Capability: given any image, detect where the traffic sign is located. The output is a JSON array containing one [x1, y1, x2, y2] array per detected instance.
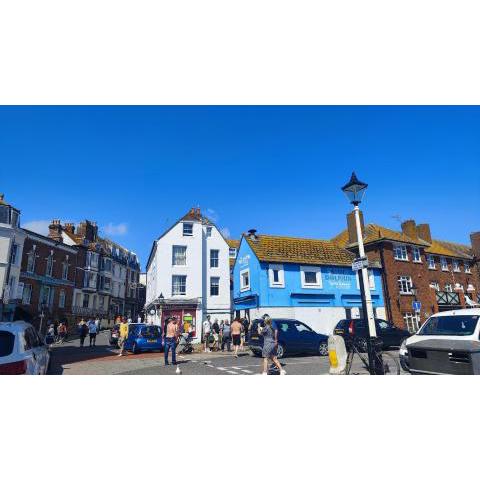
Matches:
[[352, 257, 369, 272], [412, 301, 421, 313]]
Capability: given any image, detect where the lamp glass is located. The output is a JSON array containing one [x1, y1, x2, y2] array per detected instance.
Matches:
[[341, 172, 368, 205]]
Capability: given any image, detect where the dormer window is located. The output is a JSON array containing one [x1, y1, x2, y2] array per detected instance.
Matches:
[[183, 223, 193, 236], [393, 244, 408, 261], [206, 226, 212, 238], [453, 260, 461, 272], [440, 257, 449, 271], [465, 263, 471, 274], [427, 255, 436, 270], [229, 248, 237, 259], [412, 247, 422, 263]]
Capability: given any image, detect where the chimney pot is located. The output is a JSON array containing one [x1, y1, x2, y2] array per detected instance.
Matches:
[[401, 220, 418, 240]]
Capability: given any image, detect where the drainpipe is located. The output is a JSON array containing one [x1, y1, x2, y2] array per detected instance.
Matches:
[[379, 247, 394, 324]]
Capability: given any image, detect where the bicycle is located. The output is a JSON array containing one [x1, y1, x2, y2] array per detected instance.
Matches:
[[345, 337, 400, 375]]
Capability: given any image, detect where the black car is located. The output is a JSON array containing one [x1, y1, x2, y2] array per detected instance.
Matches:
[[333, 318, 410, 351], [248, 318, 329, 358]]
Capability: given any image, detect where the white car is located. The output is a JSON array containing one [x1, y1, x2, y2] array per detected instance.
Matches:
[[0, 321, 51, 375], [400, 308, 480, 374]]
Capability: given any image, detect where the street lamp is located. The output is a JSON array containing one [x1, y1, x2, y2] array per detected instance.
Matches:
[[342, 172, 383, 374]]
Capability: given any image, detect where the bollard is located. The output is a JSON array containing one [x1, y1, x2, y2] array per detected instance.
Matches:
[[328, 335, 348, 375]]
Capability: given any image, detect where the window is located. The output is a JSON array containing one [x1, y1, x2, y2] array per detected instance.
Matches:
[[46, 254, 53, 277], [452, 260, 460, 272], [398, 275, 413, 294], [210, 249, 219, 268], [429, 281, 439, 291], [394, 244, 408, 261], [10, 243, 18, 265], [465, 263, 471, 274], [269, 264, 285, 288], [300, 266, 322, 289], [172, 246, 187, 266], [82, 294, 90, 308], [27, 249, 36, 273], [183, 223, 193, 236], [62, 261, 69, 280], [440, 257, 449, 271], [240, 268, 250, 292], [403, 312, 420, 334], [229, 248, 237, 259], [172, 275, 187, 296], [444, 283, 453, 293], [59, 289, 66, 308], [427, 255, 436, 270], [99, 296, 105, 309], [412, 247, 422, 263], [206, 226, 212, 237], [210, 277, 220, 296], [22, 284, 32, 305]]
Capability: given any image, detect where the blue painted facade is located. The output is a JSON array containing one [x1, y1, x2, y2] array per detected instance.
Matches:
[[233, 238, 384, 312]]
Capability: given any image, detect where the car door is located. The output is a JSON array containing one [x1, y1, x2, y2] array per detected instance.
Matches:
[[275, 321, 298, 353], [23, 328, 39, 374], [294, 321, 318, 354], [376, 320, 394, 349]]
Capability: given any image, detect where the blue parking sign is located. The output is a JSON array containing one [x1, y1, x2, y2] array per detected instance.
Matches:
[[412, 301, 421, 312]]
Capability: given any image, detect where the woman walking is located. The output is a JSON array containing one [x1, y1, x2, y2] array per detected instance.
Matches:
[[259, 315, 286, 375]]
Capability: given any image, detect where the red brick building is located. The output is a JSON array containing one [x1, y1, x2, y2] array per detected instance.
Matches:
[[17, 226, 78, 333], [334, 215, 480, 333]]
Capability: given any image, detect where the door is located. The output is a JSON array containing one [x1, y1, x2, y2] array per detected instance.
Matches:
[[275, 321, 299, 354], [293, 321, 318, 354], [375, 320, 395, 349]]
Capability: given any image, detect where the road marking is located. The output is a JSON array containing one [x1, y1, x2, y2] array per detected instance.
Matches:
[[225, 370, 239, 374], [240, 369, 254, 374]]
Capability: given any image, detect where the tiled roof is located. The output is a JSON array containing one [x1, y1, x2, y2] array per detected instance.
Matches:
[[333, 224, 430, 248], [226, 239, 240, 248], [332, 224, 473, 260], [245, 234, 355, 266], [180, 208, 213, 225]]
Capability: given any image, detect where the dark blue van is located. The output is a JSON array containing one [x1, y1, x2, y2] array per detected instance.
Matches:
[[248, 318, 329, 358]]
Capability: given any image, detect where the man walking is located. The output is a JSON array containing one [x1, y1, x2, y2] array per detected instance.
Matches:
[[203, 315, 212, 352], [164, 317, 179, 366], [212, 319, 220, 351], [221, 320, 232, 352], [231, 317, 243, 357], [78, 319, 88, 348], [87, 318, 97, 347], [117, 317, 129, 356]]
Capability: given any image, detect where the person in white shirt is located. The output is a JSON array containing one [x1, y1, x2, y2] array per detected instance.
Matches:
[[87, 319, 97, 347], [203, 315, 212, 352]]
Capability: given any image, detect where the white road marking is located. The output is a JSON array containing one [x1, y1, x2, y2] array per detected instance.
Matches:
[[225, 370, 239, 374], [240, 369, 254, 374]]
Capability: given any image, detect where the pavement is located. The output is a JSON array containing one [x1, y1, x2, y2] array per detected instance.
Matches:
[[49, 330, 408, 375]]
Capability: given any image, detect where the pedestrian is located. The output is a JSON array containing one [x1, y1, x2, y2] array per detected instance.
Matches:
[[212, 319, 220, 351], [117, 317, 129, 356], [87, 318, 97, 346], [203, 315, 212, 352], [47, 324, 55, 344], [259, 314, 286, 375], [242, 318, 250, 348], [58, 322, 67, 344], [53, 321, 59, 341], [78, 319, 88, 347], [95, 317, 101, 334], [164, 317, 179, 366], [231, 317, 243, 357], [221, 320, 232, 352], [219, 320, 224, 348]]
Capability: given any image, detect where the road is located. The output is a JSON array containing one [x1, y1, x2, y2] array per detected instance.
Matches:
[[49, 329, 407, 375]]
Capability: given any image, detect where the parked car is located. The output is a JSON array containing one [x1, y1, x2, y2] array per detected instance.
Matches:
[[334, 318, 410, 351], [248, 318, 329, 358], [0, 321, 51, 375], [399, 308, 480, 373], [124, 324, 163, 354]]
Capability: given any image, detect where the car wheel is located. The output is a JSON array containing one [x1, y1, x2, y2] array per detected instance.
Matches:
[[276, 343, 285, 359], [318, 341, 328, 356], [251, 350, 262, 357]]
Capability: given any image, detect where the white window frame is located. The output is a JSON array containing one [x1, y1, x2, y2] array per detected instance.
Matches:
[[46, 254, 54, 277], [398, 275, 413, 295], [429, 281, 439, 291], [444, 283, 453, 293], [172, 245, 187, 266], [210, 276, 220, 296], [412, 247, 422, 263], [355, 270, 376, 290], [240, 268, 250, 292], [182, 222, 193, 236], [206, 226, 212, 238], [465, 262, 471, 274], [427, 255, 436, 270], [268, 264, 285, 288], [58, 289, 66, 308], [229, 248, 237, 259], [440, 257, 449, 271], [452, 260, 460, 272], [27, 250, 36, 273], [172, 275, 187, 296], [393, 244, 408, 261], [403, 312, 420, 334], [300, 266, 323, 289], [22, 284, 32, 305], [210, 249, 219, 268]]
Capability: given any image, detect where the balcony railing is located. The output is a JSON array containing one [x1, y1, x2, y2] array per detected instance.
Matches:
[[436, 291, 460, 306]]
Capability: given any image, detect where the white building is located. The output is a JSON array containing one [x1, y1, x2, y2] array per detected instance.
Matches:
[[145, 208, 231, 341], [0, 194, 26, 321]]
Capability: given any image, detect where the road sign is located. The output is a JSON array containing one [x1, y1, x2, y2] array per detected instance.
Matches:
[[352, 257, 369, 272], [412, 301, 421, 313]]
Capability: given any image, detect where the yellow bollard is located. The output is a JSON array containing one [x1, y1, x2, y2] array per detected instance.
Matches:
[[328, 335, 348, 375]]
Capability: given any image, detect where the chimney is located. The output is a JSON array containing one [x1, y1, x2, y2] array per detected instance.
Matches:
[[247, 229, 258, 241], [401, 220, 418, 240], [471, 232, 480, 259], [48, 219, 63, 242], [347, 210, 364, 244], [416, 223, 432, 244], [78, 220, 98, 242], [64, 222, 75, 234]]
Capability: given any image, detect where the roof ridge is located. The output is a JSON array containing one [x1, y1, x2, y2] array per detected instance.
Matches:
[[251, 233, 335, 243], [431, 238, 471, 249]]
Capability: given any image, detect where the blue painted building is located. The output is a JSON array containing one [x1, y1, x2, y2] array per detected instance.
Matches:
[[233, 230, 385, 335]]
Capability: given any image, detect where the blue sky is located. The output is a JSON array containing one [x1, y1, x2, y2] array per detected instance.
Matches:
[[1, 106, 479, 267]]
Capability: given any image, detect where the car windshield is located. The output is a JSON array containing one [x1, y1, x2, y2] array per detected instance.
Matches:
[[418, 315, 479, 336], [0, 331, 15, 357]]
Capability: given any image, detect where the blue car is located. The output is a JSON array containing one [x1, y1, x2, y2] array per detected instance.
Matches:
[[124, 324, 163, 354], [248, 318, 329, 358]]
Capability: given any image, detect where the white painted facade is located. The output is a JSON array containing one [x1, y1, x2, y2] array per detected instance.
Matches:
[[146, 211, 231, 339]]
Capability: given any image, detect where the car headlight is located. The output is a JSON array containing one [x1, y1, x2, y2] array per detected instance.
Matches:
[[399, 338, 408, 357]]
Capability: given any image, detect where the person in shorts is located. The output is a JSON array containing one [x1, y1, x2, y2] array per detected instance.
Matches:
[[231, 318, 243, 357]]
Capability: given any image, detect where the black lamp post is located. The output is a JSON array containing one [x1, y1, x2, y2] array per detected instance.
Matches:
[[342, 172, 384, 374]]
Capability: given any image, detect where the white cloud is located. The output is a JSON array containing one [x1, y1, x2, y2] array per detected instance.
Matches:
[[220, 227, 231, 239], [102, 222, 128, 236], [22, 220, 51, 236], [205, 208, 219, 223]]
